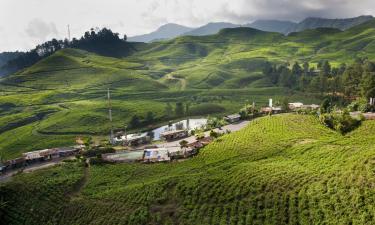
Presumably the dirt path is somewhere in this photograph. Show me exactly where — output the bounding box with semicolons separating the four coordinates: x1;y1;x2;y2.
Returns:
69;160;90;198
165;73;187;90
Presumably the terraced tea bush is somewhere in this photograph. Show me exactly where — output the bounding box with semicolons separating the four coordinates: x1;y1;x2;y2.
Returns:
3;114;375;224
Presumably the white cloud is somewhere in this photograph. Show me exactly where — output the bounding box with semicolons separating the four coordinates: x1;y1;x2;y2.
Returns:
25;18;59;41
0;0;374;52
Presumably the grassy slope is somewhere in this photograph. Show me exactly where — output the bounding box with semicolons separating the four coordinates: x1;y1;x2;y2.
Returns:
1;20;375;158
2;114;375;224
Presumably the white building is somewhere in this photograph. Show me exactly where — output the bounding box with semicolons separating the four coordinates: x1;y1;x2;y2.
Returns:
288;102;304;110
143;148;170;162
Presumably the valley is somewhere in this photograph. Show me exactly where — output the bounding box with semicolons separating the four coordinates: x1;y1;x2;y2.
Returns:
3;19;375;159
1;12;375;225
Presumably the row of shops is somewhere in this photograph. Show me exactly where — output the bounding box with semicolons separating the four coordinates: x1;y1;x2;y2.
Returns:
0;146;83;173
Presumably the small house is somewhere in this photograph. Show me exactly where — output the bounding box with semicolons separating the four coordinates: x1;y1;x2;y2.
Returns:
160;130;188;141
102;150;145;162
261;107;283;114
224;114;241;123
6;157;26;169
288;102;304;110
261;107;272;114
57;147;80;157
301;104;320;110
114;133;151;146
364;113;375;120
143;148;170;162
187;141;204;150
23;149;59;162
272;107;283;114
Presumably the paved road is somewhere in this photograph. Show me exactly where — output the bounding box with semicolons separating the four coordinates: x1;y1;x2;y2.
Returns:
157;120;250;149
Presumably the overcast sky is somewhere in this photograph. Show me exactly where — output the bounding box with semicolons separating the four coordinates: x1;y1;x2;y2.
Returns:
1;0;375;52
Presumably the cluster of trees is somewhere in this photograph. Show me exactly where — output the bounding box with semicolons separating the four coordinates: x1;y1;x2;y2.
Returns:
239;104;259;119
129;111;156;129
70;28;129;57
129;102;192;129
1;28;129;76
263;59;375;99
164;102;191;119
319;109;364;134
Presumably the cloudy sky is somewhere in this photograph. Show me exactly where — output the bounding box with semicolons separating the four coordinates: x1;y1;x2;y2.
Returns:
1;0;375;52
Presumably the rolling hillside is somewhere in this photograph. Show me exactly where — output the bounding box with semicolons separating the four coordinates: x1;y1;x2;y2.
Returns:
289;15;374;33
1;19;375;159
2;114;375;224
125;15;374;43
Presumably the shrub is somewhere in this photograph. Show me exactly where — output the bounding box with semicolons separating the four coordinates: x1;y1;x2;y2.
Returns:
239;104;259;119
319;111;363;134
347;98;370;112
209;130;220;139
206;116;226;130
189;103;225;116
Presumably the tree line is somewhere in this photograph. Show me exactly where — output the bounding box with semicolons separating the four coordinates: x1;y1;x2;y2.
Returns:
263;58;375;99
129;102;190;129
1;28;129;76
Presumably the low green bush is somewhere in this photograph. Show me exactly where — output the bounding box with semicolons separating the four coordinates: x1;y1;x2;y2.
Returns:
319;110;363;134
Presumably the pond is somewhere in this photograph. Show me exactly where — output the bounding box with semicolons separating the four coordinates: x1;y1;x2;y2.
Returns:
147;118;207;141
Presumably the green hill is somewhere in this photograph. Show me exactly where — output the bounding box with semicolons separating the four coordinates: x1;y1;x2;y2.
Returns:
2;114;375;224
2;19;375;158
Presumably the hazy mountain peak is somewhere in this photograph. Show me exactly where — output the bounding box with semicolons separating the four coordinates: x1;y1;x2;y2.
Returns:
246;20;297;34
128;23;194;43
293;15;374;32
182;22;239;36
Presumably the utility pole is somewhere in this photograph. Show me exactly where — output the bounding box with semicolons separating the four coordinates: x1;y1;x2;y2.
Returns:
107;88;114;144
124;124;128;146
67;24;71;41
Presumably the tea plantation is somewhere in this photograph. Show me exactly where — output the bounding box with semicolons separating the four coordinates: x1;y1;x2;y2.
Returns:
2;114;375;224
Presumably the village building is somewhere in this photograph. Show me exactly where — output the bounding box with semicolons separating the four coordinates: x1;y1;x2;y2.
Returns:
260;106;283;114
350;112;375;120
102;150;145;163
363;112;375;120
224;114;241;123
160;130;188;141
23;149;60;162
301;104;320;110
288;102;320;111
5;157;26;169
260;98;283;114
57;147;80;157
288;102;304;110
113;133;151;146
143;148;170;162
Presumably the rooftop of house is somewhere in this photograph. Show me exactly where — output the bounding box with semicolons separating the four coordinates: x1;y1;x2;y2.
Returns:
289;102;304;106
160;129;187;136
114;132;148;142
225;114;241;119
261;106;282;111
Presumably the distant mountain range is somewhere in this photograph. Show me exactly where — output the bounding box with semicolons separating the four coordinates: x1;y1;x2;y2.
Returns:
128;15;374;42
0;52;23;68
245;20;296;34
290;15;374;33
127;23;194;43
0;51;24;76
182;22;238;36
